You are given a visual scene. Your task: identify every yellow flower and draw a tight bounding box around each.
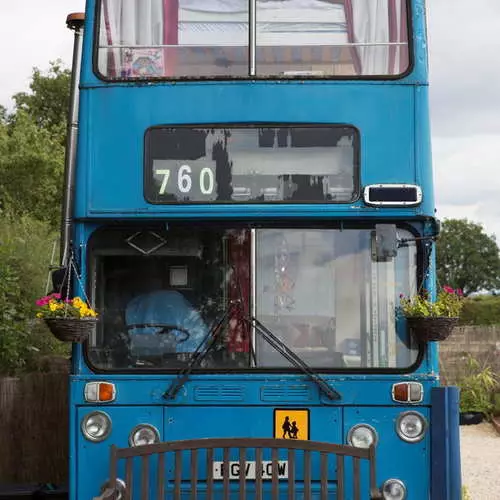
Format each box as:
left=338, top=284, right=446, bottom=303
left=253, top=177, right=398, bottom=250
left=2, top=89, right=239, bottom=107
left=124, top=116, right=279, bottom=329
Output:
left=36, top=312, right=43, bottom=318
left=72, top=297, right=84, bottom=308
left=49, top=302, right=58, bottom=312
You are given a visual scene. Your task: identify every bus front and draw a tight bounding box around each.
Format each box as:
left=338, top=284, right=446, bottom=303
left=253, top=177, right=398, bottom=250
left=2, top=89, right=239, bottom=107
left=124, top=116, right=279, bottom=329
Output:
left=66, top=1, right=460, bottom=499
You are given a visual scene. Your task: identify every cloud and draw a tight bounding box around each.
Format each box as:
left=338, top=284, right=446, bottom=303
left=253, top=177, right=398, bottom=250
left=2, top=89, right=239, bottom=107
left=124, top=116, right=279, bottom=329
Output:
left=0, top=0, right=85, bottom=108
left=428, top=0, right=500, bottom=138
left=434, top=134, right=500, bottom=240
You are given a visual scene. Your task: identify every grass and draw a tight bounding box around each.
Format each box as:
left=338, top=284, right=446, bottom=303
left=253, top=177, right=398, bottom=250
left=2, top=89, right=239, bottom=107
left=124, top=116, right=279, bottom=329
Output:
left=462, top=485, right=472, bottom=500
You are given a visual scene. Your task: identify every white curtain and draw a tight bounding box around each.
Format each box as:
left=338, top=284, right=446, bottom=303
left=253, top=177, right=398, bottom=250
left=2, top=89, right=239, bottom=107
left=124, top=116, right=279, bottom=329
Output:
left=350, top=0, right=390, bottom=75
left=99, top=0, right=164, bottom=75
left=102, top=0, right=164, bottom=46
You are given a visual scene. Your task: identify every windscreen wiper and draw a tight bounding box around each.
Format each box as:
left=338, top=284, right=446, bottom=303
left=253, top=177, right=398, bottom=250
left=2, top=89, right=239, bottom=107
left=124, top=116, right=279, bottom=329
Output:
left=163, top=300, right=254, bottom=400
left=244, top=316, right=341, bottom=401
left=164, top=301, right=340, bottom=401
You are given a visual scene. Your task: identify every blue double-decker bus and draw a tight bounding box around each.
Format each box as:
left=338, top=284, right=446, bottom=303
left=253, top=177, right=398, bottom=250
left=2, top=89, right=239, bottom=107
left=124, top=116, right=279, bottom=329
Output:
left=61, top=1, right=460, bottom=499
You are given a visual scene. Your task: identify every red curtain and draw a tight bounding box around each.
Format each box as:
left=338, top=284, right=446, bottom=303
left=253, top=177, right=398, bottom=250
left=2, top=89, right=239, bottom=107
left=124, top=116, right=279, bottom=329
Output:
left=343, top=0, right=362, bottom=75
left=163, top=0, right=179, bottom=76
left=228, top=231, right=251, bottom=353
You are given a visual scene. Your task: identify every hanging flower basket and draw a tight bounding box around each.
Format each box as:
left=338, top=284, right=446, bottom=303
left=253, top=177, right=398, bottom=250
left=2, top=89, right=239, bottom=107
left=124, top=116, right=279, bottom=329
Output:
left=406, top=316, right=459, bottom=342
left=44, top=317, right=97, bottom=343
left=400, top=286, right=463, bottom=342
left=36, top=294, right=98, bottom=343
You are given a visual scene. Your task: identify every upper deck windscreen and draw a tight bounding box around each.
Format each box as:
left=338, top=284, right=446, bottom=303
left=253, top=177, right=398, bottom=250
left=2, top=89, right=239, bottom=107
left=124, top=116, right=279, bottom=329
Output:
left=96, top=0, right=410, bottom=79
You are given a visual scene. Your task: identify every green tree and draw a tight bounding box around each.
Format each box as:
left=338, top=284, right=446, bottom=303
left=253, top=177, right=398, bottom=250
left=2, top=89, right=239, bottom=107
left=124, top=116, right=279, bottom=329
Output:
left=0, top=111, right=65, bottom=224
left=0, top=61, right=71, bottom=374
left=437, top=219, right=500, bottom=295
left=0, top=62, right=69, bottom=226
left=13, top=60, right=70, bottom=141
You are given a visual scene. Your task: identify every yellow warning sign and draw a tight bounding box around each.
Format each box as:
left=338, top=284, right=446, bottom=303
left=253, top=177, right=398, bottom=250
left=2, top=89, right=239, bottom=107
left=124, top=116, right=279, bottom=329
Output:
left=274, top=409, right=309, bottom=440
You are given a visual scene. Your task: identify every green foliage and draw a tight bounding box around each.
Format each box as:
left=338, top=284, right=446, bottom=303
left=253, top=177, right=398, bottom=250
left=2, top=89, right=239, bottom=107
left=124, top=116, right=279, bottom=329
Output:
left=0, top=111, right=65, bottom=225
left=0, top=61, right=71, bottom=373
left=458, top=355, right=498, bottom=418
left=0, top=61, right=69, bottom=227
left=437, top=219, right=500, bottom=296
left=0, top=215, right=68, bottom=375
left=400, top=287, right=464, bottom=318
left=462, top=486, right=472, bottom=500
left=13, top=60, right=70, bottom=141
left=493, top=393, right=500, bottom=417
left=459, top=295, right=500, bottom=325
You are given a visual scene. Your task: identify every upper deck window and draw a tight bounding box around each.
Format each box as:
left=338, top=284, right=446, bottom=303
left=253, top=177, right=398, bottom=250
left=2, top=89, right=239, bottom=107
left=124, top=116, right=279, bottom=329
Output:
left=144, top=126, right=358, bottom=203
left=96, top=0, right=410, bottom=79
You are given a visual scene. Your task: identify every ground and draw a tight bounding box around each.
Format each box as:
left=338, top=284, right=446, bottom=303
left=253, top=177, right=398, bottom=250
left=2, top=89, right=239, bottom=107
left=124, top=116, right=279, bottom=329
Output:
left=461, top=422, right=500, bottom=500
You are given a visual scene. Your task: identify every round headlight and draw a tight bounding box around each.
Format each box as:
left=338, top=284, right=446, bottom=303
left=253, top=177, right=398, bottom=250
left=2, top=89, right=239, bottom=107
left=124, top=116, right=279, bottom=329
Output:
left=81, top=411, right=112, bottom=442
left=129, top=424, right=160, bottom=447
left=382, top=479, right=407, bottom=500
left=347, top=424, right=378, bottom=449
left=396, top=411, right=427, bottom=443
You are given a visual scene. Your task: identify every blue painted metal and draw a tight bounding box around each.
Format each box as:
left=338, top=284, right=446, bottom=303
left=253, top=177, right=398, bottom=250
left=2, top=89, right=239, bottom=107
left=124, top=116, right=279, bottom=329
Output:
left=344, top=406, right=431, bottom=499
left=431, top=387, right=462, bottom=500
left=66, top=1, right=446, bottom=498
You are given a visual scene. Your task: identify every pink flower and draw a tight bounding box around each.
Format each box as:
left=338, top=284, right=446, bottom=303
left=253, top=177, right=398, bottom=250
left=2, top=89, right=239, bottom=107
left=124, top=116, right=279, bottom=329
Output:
left=443, top=285, right=454, bottom=294
left=457, top=289, right=464, bottom=297
left=35, top=296, right=51, bottom=306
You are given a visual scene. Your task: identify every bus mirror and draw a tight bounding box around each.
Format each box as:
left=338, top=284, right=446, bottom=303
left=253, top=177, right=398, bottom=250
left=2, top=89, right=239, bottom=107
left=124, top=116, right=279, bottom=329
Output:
left=372, top=224, right=398, bottom=261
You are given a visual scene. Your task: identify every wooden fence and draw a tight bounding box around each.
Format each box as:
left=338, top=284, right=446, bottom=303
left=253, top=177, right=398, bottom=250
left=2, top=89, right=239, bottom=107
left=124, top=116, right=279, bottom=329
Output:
left=0, top=373, right=68, bottom=483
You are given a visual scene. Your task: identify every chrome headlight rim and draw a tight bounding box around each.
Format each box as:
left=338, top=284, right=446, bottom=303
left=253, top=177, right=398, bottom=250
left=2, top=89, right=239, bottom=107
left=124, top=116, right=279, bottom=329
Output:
left=347, top=423, right=379, bottom=449
left=381, top=478, right=407, bottom=500
left=129, top=423, right=160, bottom=447
left=396, top=411, right=427, bottom=443
left=81, top=410, right=112, bottom=442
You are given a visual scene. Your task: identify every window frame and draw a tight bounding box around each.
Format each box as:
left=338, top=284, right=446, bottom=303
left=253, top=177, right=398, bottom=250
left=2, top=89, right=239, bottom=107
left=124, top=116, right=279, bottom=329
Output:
left=83, top=221, right=426, bottom=375
left=92, top=0, right=415, bottom=82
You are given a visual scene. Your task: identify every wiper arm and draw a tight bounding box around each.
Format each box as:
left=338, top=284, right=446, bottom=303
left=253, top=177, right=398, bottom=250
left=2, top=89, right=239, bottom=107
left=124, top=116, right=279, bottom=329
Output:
left=246, top=316, right=341, bottom=401
left=163, top=300, right=244, bottom=400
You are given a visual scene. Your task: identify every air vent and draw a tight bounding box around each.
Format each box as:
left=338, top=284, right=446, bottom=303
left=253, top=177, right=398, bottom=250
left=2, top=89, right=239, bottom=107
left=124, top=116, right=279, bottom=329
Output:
left=261, top=385, right=312, bottom=402
left=363, top=184, right=422, bottom=207
left=194, top=386, right=244, bottom=402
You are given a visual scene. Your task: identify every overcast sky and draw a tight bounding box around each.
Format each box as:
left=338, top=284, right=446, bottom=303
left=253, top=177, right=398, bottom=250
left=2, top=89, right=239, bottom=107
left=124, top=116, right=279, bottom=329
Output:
left=1, top=0, right=498, bottom=240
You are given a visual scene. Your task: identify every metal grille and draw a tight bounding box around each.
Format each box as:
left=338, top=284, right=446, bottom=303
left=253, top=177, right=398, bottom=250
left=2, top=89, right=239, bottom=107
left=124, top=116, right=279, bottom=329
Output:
left=105, top=438, right=382, bottom=499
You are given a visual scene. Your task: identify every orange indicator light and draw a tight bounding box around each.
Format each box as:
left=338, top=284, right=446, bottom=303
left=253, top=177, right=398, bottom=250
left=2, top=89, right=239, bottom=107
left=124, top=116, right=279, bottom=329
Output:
left=84, top=382, right=116, bottom=403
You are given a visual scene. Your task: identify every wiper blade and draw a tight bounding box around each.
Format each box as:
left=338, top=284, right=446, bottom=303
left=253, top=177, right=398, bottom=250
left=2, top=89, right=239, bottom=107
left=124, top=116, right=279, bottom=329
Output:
left=246, top=316, right=341, bottom=401
left=163, top=300, right=243, bottom=400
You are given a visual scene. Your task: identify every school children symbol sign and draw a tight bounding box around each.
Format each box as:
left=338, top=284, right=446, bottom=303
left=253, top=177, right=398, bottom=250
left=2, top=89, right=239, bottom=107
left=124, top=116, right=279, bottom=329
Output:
left=274, top=409, right=309, bottom=440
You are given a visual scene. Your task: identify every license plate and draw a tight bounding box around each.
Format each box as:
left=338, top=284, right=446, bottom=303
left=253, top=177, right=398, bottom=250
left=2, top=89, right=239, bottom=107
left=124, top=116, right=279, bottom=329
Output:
left=212, top=461, right=288, bottom=480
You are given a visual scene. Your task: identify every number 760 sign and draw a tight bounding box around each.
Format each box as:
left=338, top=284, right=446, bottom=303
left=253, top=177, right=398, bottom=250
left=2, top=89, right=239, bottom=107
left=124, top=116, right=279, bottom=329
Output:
left=154, top=164, right=215, bottom=196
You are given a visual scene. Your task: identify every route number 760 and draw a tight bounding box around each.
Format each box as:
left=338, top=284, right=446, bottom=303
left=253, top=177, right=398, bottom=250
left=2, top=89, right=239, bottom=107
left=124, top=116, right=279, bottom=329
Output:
left=155, top=165, right=215, bottom=195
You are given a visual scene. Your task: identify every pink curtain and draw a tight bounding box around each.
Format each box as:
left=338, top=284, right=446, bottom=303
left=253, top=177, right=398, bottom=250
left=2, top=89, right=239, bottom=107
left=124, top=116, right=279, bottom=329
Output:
left=102, top=0, right=117, bottom=77
left=163, top=0, right=179, bottom=76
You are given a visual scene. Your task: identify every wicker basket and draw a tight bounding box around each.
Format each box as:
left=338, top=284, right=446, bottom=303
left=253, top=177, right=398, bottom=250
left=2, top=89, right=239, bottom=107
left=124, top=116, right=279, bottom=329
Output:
left=406, top=316, right=458, bottom=342
left=44, top=317, right=97, bottom=343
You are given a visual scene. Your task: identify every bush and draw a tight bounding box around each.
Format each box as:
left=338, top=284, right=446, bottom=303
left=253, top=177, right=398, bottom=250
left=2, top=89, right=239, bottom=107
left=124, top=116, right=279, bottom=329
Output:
left=0, top=214, right=69, bottom=375
left=459, top=295, right=500, bottom=325
left=457, top=355, right=497, bottom=418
